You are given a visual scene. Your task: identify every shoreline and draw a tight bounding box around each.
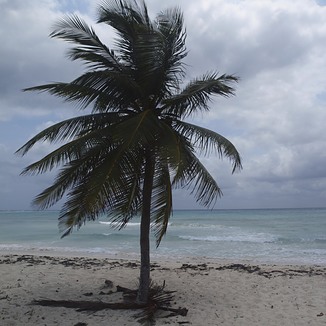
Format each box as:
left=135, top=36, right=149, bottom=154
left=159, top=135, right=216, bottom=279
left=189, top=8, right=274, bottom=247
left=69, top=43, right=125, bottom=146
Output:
left=1, top=253, right=325, bottom=325
left=1, top=246, right=325, bottom=267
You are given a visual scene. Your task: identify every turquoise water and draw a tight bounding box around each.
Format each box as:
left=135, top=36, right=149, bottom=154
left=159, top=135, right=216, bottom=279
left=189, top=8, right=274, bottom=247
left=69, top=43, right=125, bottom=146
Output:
left=0, top=208, right=325, bottom=264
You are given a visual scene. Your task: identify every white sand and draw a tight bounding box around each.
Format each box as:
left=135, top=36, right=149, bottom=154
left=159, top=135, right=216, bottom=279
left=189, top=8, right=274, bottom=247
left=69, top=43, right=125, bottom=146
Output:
left=0, top=253, right=325, bottom=326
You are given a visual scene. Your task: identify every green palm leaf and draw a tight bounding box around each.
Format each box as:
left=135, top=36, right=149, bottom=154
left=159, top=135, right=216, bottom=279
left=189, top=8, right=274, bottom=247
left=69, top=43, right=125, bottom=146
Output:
left=50, top=14, right=121, bottom=70
left=156, top=8, right=187, bottom=91
left=16, top=113, right=122, bottom=156
left=174, top=120, right=242, bottom=173
left=23, top=70, right=141, bottom=111
left=58, top=148, right=143, bottom=236
left=150, top=160, right=173, bottom=246
left=162, top=73, right=238, bottom=118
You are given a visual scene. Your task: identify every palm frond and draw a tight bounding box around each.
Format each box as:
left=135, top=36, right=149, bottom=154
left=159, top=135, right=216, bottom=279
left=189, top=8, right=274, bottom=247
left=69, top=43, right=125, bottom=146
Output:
left=57, top=109, right=162, bottom=236
left=16, top=113, right=123, bottom=156
left=171, top=145, right=222, bottom=207
left=155, top=7, right=187, bottom=92
left=174, top=120, right=242, bottom=173
left=98, top=0, right=171, bottom=99
left=162, top=73, right=238, bottom=118
left=108, top=109, right=161, bottom=149
left=150, top=161, right=172, bottom=246
left=50, top=14, right=121, bottom=70
left=30, top=139, right=116, bottom=210
left=20, top=130, right=112, bottom=176
left=31, top=158, right=90, bottom=209
left=98, top=0, right=153, bottom=36
left=191, top=158, right=222, bottom=207
left=23, top=70, right=141, bottom=112
left=107, top=173, right=142, bottom=228
left=58, top=147, right=144, bottom=237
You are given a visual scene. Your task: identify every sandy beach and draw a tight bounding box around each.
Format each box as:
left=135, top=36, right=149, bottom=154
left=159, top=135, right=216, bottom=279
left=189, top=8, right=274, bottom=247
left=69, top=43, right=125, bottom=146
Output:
left=0, top=253, right=325, bottom=326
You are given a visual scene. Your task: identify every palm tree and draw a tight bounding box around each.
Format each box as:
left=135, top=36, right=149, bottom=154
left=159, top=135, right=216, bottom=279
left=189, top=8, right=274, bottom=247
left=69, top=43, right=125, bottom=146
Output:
left=17, top=0, right=242, bottom=304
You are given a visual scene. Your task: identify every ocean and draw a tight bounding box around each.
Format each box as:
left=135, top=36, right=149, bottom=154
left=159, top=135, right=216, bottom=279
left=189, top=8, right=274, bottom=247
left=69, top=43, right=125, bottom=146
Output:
left=0, top=208, right=325, bottom=265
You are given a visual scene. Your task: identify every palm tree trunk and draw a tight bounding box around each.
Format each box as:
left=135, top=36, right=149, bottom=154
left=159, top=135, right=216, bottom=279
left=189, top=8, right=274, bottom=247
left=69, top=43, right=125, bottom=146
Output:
left=137, top=150, right=155, bottom=304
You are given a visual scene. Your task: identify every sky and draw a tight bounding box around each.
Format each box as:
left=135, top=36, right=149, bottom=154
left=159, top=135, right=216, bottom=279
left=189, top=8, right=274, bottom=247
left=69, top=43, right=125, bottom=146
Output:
left=1, top=0, right=326, bottom=210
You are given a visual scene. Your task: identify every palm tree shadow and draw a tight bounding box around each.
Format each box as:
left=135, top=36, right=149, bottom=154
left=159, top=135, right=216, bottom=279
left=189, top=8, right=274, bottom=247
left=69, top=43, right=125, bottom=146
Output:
left=32, top=281, right=188, bottom=325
